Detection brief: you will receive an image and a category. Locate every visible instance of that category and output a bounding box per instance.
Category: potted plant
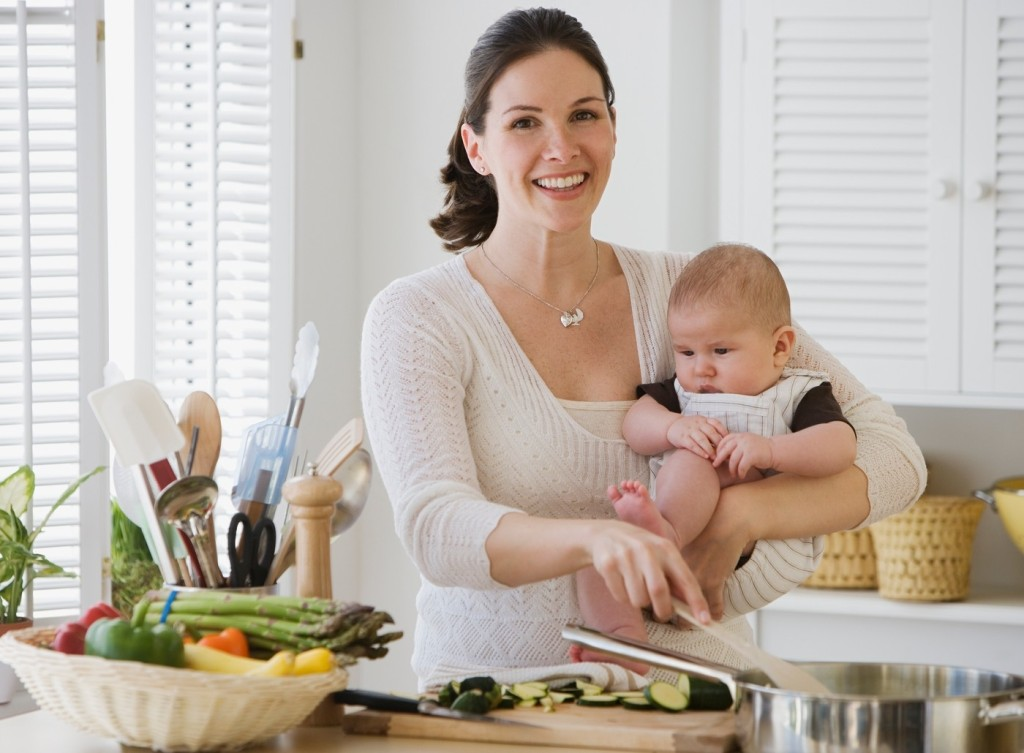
[0,465,104,626]
[0,465,102,704]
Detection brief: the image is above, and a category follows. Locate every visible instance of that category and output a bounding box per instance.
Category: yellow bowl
[974,476,1024,557]
[0,627,347,752]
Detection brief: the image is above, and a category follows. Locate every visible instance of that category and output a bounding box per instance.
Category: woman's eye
[572,110,597,122]
[511,118,535,130]
[680,350,694,357]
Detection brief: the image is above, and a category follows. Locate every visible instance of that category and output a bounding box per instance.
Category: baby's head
[668,244,796,396]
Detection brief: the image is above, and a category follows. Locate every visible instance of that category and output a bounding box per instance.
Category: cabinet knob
[932,180,956,200]
[967,181,993,201]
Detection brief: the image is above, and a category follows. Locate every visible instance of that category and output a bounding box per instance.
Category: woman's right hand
[588,519,711,625]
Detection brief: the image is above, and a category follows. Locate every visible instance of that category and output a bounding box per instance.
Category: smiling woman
[360,6,926,693]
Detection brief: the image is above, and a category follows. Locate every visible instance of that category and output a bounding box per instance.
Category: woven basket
[871,495,985,602]
[804,528,878,589]
[0,627,347,752]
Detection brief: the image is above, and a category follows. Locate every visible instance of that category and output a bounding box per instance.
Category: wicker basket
[871,495,985,602]
[0,627,347,752]
[804,528,878,589]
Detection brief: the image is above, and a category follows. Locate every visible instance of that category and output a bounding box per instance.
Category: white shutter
[0,0,106,621]
[737,0,963,394]
[137,0,294,504]
[963,0,1024,396]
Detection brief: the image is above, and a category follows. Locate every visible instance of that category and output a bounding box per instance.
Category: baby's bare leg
[572,566,649,673]
[650,449,721,550]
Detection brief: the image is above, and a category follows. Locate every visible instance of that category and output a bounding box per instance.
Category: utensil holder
[871,495,985,602]
[804,528,878,589]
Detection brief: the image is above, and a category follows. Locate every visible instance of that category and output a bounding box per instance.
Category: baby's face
[669,304,788,396]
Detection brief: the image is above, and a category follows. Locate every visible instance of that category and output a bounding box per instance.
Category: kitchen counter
[0,709,639,753]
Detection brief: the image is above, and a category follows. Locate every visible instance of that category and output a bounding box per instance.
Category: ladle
[156,475,225,588]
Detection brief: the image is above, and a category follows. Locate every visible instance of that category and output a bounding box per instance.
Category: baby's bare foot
[608,481,675,542]
[569,637,649,674]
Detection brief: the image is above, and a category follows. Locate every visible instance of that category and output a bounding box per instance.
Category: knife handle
[334,688,420,713]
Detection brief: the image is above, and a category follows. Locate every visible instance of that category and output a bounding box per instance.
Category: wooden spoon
[177,391,222,477]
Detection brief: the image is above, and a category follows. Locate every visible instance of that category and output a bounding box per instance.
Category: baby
[574,243,857,670]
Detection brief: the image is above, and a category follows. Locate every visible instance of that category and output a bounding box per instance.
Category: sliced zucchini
[643,680,688,712]
[611,690,646,699]
[450,689,491,715]
[575,681,605,697]
[509,682,549,701]
[459,676,497,693]
[620,695,656,710]
[576,693,621,707]
[436,680,460,707]
[548,691,576,704]
[679,674,733,711]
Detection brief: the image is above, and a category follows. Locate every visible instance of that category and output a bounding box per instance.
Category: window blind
[0,0,105,621]
[141,0,294,510]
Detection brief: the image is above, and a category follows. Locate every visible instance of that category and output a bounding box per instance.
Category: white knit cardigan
[361,245,927,691]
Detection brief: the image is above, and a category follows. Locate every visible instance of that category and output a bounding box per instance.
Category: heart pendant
[560,308,584,327]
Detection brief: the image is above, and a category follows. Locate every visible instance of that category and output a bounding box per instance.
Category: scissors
[227,512,276,588]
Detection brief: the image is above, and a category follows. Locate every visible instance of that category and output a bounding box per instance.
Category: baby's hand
[666,416,727,459]
[713,432,773,479]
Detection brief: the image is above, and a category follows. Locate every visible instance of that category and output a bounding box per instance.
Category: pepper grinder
[281,462,341,599]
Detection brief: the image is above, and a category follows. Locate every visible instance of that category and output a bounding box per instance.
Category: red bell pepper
[52,602,123,655]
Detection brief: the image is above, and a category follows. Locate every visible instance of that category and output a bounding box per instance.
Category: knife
[333,688,539,727]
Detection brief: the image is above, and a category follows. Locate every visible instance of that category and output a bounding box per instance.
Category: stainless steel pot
[563,625,1024,753]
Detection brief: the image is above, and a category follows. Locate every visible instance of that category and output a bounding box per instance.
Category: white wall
[293,0,1024,695]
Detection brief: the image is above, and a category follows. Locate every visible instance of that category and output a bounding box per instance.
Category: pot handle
[972,489,997,512]
[979,698,1024,726]
[562,624,740,700]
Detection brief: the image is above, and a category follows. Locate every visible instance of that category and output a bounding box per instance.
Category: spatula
[88,379,188,584]
[671,598,830,694]
[177,391,221,477]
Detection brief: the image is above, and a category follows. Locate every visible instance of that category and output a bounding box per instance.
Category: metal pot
[974,476,1024,557]
[563,625,1024,753]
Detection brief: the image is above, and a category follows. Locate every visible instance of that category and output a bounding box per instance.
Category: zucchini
[576,693,621,707]
[643,680,688,712]
[509,682,549,701]
[450,689,491,714]
[678,673,733,710]
[620,695,656,710]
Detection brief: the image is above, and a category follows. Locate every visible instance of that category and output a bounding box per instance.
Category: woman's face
[463,48,616,238]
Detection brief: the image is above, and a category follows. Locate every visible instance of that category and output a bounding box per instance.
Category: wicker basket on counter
[804,528,878,589]
[0,626,347,752]
[871,495,985,602]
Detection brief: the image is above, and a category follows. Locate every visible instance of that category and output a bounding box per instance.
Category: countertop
[0,709,639,753]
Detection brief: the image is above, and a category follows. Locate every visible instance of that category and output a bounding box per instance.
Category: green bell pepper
[85,597,185,668]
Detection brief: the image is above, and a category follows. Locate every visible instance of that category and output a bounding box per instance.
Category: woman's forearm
[485,513,594,586]
[721,465,869,545]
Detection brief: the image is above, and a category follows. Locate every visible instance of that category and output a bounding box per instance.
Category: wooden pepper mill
[281,463,341,599]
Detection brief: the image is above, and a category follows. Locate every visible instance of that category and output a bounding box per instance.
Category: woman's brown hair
[429,8,615,252]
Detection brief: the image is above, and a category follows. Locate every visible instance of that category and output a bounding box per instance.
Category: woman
[361,7,926,692]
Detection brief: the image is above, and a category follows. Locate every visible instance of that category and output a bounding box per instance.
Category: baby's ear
[773,326,796,365]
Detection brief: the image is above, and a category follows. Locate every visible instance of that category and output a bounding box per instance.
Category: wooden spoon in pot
[178,391,222,477]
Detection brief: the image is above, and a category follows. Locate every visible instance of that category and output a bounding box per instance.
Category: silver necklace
[480,239,600,327]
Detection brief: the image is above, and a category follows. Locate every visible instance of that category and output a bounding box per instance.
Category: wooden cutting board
[334,702,738,753]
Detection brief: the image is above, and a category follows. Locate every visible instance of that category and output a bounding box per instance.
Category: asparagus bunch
[141,589,402,664]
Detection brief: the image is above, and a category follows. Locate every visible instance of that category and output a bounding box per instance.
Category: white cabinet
[720,0,1024,406]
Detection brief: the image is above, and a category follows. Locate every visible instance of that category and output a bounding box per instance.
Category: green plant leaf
[0,466,33,518]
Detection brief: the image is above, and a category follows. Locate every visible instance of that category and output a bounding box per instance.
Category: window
[1,0,294,622]
[0,0,105,621]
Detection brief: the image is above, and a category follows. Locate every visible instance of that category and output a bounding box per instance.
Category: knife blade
[333,688,539,727]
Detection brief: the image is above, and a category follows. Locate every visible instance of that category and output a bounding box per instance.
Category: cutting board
[334,702,738,753]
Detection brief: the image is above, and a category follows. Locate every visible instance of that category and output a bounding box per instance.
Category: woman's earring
[478,163,489,176]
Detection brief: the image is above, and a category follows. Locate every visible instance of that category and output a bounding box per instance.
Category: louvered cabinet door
[733,0,965,396]
[962,0,1024,397]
